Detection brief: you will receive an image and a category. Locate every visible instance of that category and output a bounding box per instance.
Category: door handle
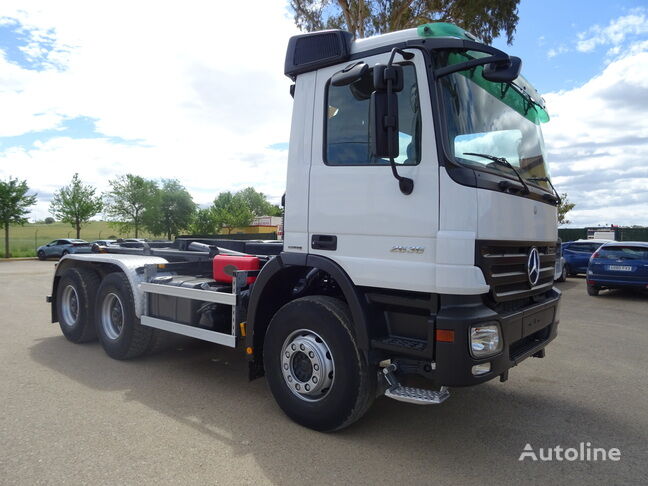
[311,234,337,251]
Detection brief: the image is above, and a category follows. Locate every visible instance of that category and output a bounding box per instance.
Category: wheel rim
[60,285,80,326]
[281,329,335,402]
[101,292,125,340]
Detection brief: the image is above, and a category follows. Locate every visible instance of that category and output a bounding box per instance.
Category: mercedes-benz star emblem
[527,247,540,286]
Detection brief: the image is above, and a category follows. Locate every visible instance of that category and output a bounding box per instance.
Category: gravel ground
[1,260,647,485]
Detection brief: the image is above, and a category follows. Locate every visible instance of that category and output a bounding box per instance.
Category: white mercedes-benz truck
[47,23,561,431]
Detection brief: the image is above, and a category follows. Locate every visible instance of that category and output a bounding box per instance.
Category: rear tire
[587,285,600,296]
[95,272,153,359]
[56,268,100,343]
[263,296,376,432]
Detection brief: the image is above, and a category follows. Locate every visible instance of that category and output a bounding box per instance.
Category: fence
[559,228,648,242]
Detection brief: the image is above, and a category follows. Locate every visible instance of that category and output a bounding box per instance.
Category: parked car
[586,242,648,296]
[90,239,116,246]
[562,239,612,276]
[89,239,117,252]
[554,239,567,282]
[37,239,91,260]
[115,238,149,248]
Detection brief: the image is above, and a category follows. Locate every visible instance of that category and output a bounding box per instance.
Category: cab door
[308,50,439,293]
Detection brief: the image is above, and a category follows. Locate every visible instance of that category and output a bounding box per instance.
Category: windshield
[437,52,551,191]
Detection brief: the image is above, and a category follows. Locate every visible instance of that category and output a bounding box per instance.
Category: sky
[0,0,647,228]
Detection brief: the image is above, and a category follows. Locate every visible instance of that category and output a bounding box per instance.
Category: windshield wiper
[528,177,562,205]
[462,152,530,194]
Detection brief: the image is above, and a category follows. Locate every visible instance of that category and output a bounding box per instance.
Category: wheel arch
[246,253,370,378]
[51,254,166,322]
[51,260,121,323]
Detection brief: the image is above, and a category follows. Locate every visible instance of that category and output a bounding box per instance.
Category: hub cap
[61,285,80,326]
[101,292,125,340]
[281,330,335,402]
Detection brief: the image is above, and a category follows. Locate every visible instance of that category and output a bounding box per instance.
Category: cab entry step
[381,363,450,405]
[385,385,450,405]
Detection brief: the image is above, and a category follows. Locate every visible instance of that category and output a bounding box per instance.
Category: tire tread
[96,272,152,359]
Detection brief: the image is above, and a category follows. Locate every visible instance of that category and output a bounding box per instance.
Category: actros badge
[390,246,425,254]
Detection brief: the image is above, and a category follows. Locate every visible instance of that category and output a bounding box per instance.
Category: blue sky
[493,0,648,93]
[0,0,647,227]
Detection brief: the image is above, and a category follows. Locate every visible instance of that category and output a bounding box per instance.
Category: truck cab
[48,23,561,432]
[279,23,560,382]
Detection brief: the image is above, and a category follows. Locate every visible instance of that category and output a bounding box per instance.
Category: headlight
[470,323,503,358]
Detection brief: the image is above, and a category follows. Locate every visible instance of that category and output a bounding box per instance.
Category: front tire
[587,284,600,296]
[56,267,100,343]
[95,272,153,359]
[37,250,46,261]
[263,296,376,432]
[558,265,567,282]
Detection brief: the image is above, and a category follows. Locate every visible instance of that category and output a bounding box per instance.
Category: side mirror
[369,91,399,158]
[369,63,402,159]
[482,56,522,83]
[372,65,404,92]
[369,53,413,195]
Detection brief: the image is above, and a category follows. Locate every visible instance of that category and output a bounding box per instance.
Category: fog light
[472,363,491,375]
[470,323,503,358]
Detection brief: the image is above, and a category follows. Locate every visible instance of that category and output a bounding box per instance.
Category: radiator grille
[476,240,556,303]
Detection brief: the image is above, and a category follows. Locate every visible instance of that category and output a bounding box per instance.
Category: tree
[49,173,103,239]
[290,0,520,44]
[142,179,196,240]
[238,187,282,217]
[0,177,37,258]
[558,193,575,225]
[104,174,157,238]
[44,217,55,224]
[191,208,218,235]
[212,191,254,234]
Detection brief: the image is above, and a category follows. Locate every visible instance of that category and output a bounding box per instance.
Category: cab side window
[325,63,421,166]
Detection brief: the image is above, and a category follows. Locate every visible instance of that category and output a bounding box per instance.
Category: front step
[385,385,450,405]
[381,364,450,405]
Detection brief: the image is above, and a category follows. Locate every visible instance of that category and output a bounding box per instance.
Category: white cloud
[547,45,568,59]
[0,0,299,220]
[543,42,648,226]
[576,10,648,53]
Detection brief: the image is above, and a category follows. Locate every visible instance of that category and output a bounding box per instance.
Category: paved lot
[1,260,647,485]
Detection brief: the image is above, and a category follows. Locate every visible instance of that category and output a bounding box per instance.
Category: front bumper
[433,288,561,387]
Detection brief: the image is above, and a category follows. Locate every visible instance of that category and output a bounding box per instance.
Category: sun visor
[285,30,353,80]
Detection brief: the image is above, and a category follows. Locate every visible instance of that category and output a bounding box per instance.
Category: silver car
[37,239,91,260]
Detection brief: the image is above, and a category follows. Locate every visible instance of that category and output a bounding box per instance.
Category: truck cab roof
[284,22,546,116]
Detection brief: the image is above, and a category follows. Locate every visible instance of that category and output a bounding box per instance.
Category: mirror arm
[386,48,414,195]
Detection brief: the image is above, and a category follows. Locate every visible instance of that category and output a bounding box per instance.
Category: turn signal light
[436,329,455,342]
